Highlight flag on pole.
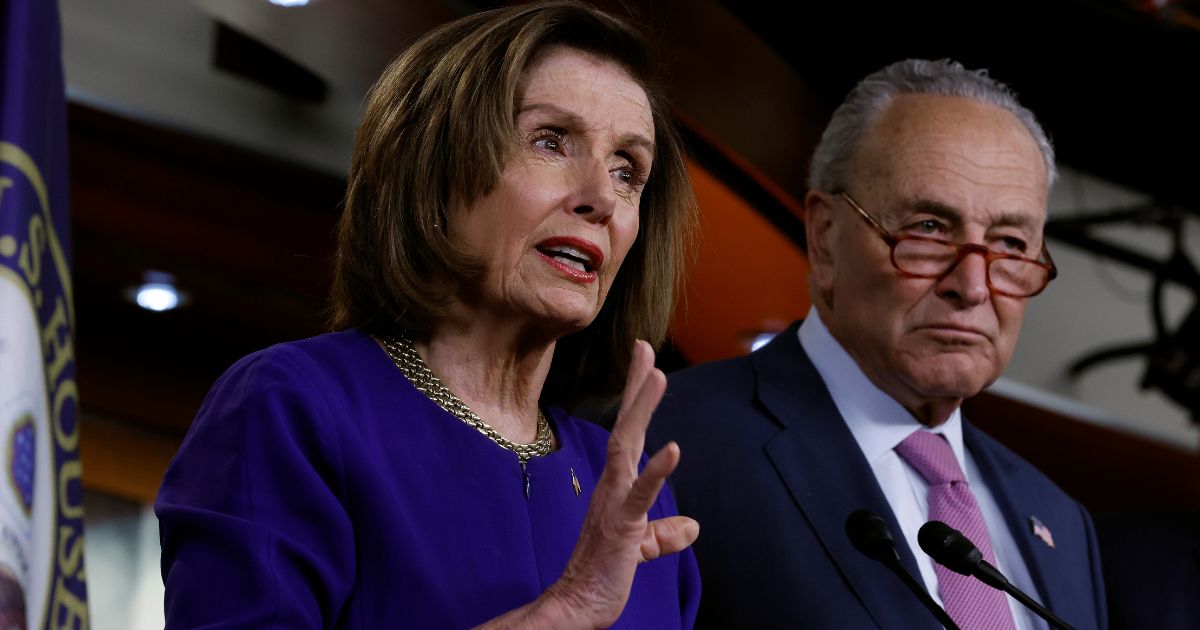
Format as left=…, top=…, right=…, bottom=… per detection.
left=1, top=0, right=90, bottom=628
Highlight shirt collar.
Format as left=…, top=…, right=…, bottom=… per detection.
left=797, top=307, right=968, bottom=472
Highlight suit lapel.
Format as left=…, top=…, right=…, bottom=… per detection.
left=754, top=326, right=938, bottom=629
left=964, top=424, right=1076, bottom=615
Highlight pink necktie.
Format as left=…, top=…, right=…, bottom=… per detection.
left=895, top=431, right=1017, bottom=630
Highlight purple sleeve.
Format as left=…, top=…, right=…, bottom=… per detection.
left=155, top=348, right=355, bottom=628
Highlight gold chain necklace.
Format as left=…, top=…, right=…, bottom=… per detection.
left=381, top=335, right=554, bottom=464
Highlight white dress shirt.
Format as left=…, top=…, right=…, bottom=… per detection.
left=797, top=308, right=1047, bottom=630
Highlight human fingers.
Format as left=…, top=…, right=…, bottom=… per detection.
left=624, top=440, right=679, bottom=516
left=640, top=515, right=700, bottom=562
left=617, top=340, right=653, bottom=421
left=607, top=365, right=665, bottom=477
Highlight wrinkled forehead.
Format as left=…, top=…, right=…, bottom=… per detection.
left=516, top=45, right=654, bottom=138
left=850, top=94, right=1049, bottom=225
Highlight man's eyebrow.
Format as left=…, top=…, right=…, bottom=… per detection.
left=904, top=198, right=1040, bottom=230
left=898, top=198, right=963, bottom=226
left=909, top=198, right=959, bottom=218
left=990, top=212, right=1040, bottom=230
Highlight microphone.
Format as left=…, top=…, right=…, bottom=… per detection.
left=918, top=521, right=1078, bottom=630
left=845, top=510, right=960, bottom=630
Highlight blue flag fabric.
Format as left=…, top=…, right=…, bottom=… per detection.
left=1, top=0, right=90, bottom=628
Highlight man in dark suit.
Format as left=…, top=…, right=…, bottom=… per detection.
left=648, top=59, right=1107, bottom=629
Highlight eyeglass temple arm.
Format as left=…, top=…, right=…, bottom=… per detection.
left=837, top=191, right=894, bottom=242
left=1040, top=242, right=1059, bottom=280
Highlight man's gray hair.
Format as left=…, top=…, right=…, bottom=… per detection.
left=807, top=59, right=1056, bottom=193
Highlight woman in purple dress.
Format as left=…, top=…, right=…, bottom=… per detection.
left=156, top=2, right=701, bottom=627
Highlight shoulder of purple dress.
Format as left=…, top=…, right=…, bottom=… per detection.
left=546, top=406, right=609, bottom=436
left=248, top=328, right=379, bottom=372
left=211, top=328, right=406, bottom=401
left=544, top=406, right=611, bottom=453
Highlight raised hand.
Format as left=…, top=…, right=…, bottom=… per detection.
left=479, top=340, right=699, bottom=629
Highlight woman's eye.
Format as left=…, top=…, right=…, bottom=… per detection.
left=532, top=129, right=567, bottom=154
left=612, top=150, right=647, bottom=191
left=612, top=164, right=646, bottom=191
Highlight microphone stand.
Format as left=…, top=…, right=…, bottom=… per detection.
left=846, top=510, right=961, bottom=630
left=920, top=521, right=1078, bottom=630
left=877, top=554, right=961, bottom=630
left=972, top=563, right=1077, bottom=630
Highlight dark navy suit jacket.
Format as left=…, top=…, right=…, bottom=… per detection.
left=1097, top=510, right=1199, bottom=630
left=647, top=322, right=1108, bottom=629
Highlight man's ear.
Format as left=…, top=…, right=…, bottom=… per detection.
left=804, top=189, right=838, bottom=295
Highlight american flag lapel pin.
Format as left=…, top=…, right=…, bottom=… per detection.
left=1030, top=516, right=1055, bottom=549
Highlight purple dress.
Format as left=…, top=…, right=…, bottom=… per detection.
left=156, top=329, right=700, bottom=628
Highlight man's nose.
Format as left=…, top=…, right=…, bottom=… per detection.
left=936, top=246, right=990, bottom=306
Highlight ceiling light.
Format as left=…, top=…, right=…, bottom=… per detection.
left=125, top=271, right=188, bottom=313
left=268, top=0, right=310, bottom=7
left=136, top=284, right=179, bottom=312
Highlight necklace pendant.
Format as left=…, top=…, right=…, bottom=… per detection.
left=521, top=461, right=531, bottom=500
left=570, top=467, right=580, bottom=496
